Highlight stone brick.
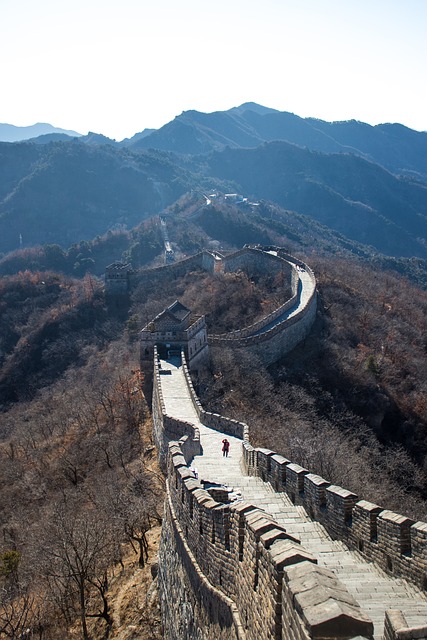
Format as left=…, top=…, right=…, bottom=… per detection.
left=298, top=599, right=374, bottom=639
left=270, top=540, right=317, bottom=570
left=286, top=464, right=309, bottom=505
left=260, top=527, right=299, bottom=550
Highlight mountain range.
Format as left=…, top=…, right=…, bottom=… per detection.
left=129, top=103, right=427, bottom=180
left=0, top=103, right=426, bottom=261
left=3, top=103, right=427, bottom=179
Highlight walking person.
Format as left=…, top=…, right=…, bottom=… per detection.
left=222, top=438, right=230, bottom=457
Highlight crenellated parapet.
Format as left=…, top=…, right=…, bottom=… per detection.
left=180, top=351, right=250, bottom=441
left=155, top=352, right=375, bottom=639
left=106, top=246, right=317, bottom=367
left=161, top=432, right=374, bottom=640
left=152, top=346, right=201, bottom=470
left=153, top=350, right=427, bottom=639
left=208, top=253, right=317, bottom=365
left=243, top=445, right=427, bottom=593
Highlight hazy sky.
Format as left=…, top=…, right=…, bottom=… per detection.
left=1, top=0, right=426, bottom=140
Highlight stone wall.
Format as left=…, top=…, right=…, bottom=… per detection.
left=210, top=273, right=299, bottom=341
left=159, top=493, right=244, bottom=640
left=181, top=347, right=427, bottom=593
left=155, top=351, right=427, bottom=639
left=180, top=350, right=249, bottom=441
left=105, top=262, right=133, bottom=296
left=155, top=354, right=377, bottom=640
left=152, top=346, right=201, bottom=470
left=129, top=252, right=207, bottom=288
left=383, top=610, right=427, bottom=640
left=147, top=248, right=427, bottom=639
left=158, top=434, right=374, bottom=640
left=221, top=248, right=292, bottom=280
left=131, top=245, right=317, bottom=372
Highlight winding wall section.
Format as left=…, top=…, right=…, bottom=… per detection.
left=133, top=247, right=427, bottom=639
left=129, top=246, right=318, bottom=365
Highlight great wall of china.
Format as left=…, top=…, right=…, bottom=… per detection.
left=107, top=247, right=427, bottom=639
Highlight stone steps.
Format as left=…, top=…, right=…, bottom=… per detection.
left=159, top=358, right=427, bottom=638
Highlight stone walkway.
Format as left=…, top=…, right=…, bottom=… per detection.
left=159, top=357, right=427, bottom=638
left=251, top=267, right=315, bottom=336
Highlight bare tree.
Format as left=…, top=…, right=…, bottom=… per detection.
left=41, top=500, right=119, bottom=640
left=0, top=587, right=35, bottom=639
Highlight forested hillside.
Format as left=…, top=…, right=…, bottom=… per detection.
left=197, top=259, right=427, bottom=516
left=0, top=142, right=194, bottom=254
left=3, top=196, right=426, bottom=291
left=1, top=233, right=427, bottom=636
left=1, top=102, right=427, bottom=638
left=0, top=269, right=165, bottom=638
left=0, top=262, right=294, bottom=637
left=204, top=143, right=427, bottom=258
left=1, top=102, right=427, bottom=261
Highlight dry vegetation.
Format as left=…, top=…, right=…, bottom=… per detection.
left=129, top=268, right=290, bottom=335
left=0, top=266, right=285, bottom=638
left=1, top=256, right=426, bottom=637
left=0, top=346, right=164, bottom=638
left=0, top=272, right=165, bottom=638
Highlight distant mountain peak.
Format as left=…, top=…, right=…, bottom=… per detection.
left=0, top=122, right=82, bottom=143
left=229, top=102, right=280, bottom=115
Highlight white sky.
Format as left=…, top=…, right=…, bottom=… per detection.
left=1, top=0, right=426, bottom=140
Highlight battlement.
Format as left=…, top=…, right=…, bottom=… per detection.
left=154, top=346, right=427, bottom=639
left=209, top=261, right=317, bottom=364
left=176, top=351, right=427, bottom=591
left=125, top=247, right=427, bottom=638
left=105, top=261, right=133, bottom=295
left=243, top=446, right=427, bottom=592
left=162, top=437, right=375, bottom=640
left=140, top=300, right=208, bottom=367
left=129, top=246, right=318, bottom=374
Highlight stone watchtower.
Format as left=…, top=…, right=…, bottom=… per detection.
left=140, top=300, right=209, bottom=404
left=105, top=261, right=133, bottom=297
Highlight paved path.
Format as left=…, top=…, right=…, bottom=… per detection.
left=251, top=268, right=314, bottom=336
left=159, top=357, right=427, bottom=638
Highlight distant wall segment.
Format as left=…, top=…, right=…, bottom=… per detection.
left=107, top=246, right=318, bottom=368
left=209, top=269, right=317, bottom=365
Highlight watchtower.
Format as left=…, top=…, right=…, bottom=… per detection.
left=140, top=300, right=209, bottom=403
left=105, top=261, right=132, bottom=296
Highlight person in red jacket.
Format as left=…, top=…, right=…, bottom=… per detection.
left=222, top=438, right=230, bottom=457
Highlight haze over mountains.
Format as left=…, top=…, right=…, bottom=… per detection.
left=0, top=103, right=426, bottom=262
left=129, top=103, right=427, bottom=180
left=0, top=122, right=82, bottom=142
left=4, top=103, right=426, bottom=178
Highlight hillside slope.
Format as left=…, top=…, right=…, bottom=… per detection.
left=1, top=243, right=427, bottom=636
left=0, top=142, right=194, bottom=253
left=1, top=113, right=426, bottom=262
left=203, top=142, right=427, bottom=258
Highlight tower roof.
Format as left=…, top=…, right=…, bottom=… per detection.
left=166, top=300, right=191, bottom=322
